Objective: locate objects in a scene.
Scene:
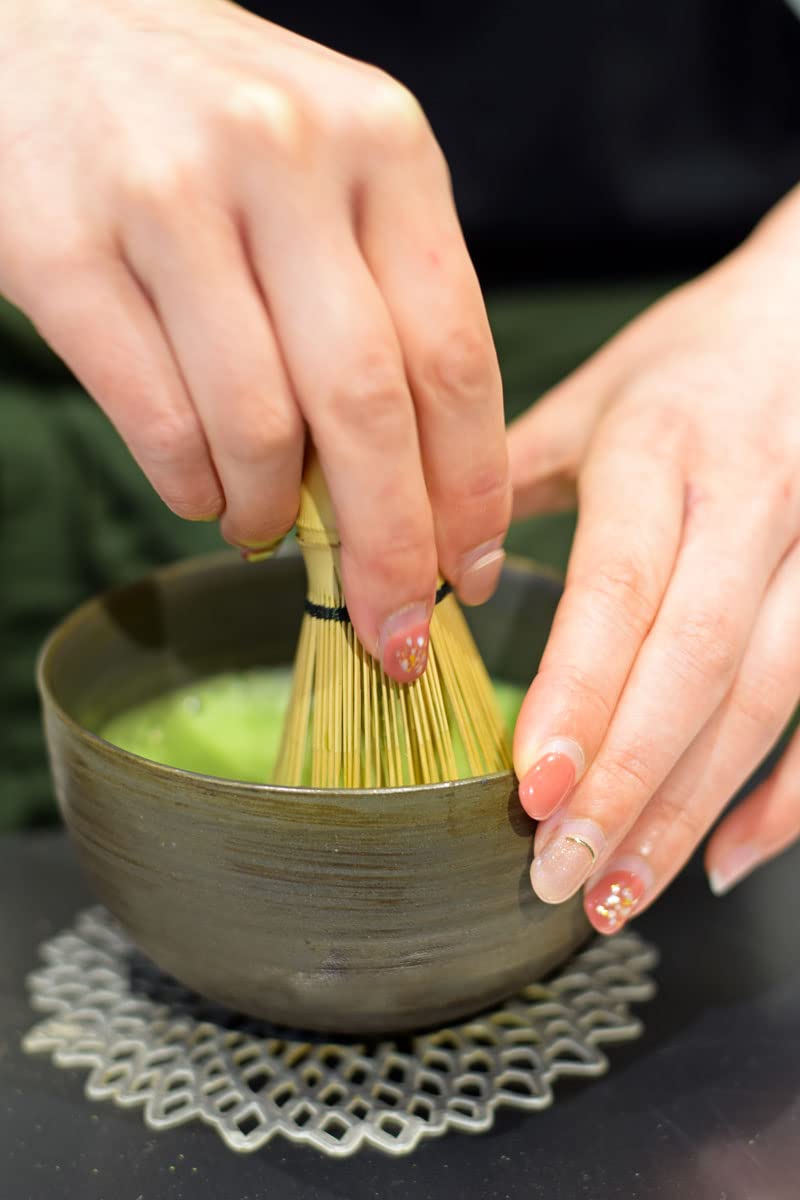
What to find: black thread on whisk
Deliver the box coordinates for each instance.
[304,581,452,623]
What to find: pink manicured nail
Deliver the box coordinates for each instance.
[584,860,652,935]
[379,603,431,684]
[519,737,583,819]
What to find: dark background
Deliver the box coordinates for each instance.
[248,0,800,282]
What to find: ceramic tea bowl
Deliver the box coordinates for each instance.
[38,551,590,1034]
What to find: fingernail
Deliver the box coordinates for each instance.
[457,539,506,607]
[584,855,654,934]
[191,512,220,523]
[379,602,432,684]
[709,845,761,896]
[518,737,584,820]
[530,818,606,904]
[238,535,286,563]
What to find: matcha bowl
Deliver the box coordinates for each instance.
[37,551,590,1034]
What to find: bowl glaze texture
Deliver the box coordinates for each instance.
[38,551,590,1034]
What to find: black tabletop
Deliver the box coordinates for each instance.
[2,829,799,1200]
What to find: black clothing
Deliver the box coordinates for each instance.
[244,1,800,283]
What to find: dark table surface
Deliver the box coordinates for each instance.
[1,829,799,1200]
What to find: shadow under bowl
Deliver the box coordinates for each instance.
[37,551,590,1035]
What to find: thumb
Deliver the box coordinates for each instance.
[507,277,687,522]
[507,361,610,521]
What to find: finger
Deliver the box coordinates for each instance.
[705,722,800,896]
[358,145,510,606]
[27,255,223,520]
[243,188,439,682]
[121,193,303,549]
[530,481,790,905]
[578,538,800,932]
[513,411,685,820]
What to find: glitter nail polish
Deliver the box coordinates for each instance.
[379,603,432,684]
[530,818,606,904]
[584,868,648,934]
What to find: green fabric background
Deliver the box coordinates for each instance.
[1,282,674,829]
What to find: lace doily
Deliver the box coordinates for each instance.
[24,906,657,1157]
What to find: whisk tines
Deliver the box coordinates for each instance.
[274,455,512,788]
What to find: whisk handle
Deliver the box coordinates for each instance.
[296,447,339,546]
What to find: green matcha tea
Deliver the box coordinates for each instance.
[100,668,526,784]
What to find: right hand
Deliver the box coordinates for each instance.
[0,0,510,678]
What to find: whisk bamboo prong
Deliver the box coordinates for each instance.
[273,453,512,788]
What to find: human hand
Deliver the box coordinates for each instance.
[508,185,800,929]
[0,0,509,681]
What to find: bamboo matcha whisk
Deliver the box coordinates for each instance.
[274,454,512,789]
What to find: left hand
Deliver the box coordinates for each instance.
[508,183,800,932]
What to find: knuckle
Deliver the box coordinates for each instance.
[609,374,693,457]
[43,239,98,277]
[139,417,221,519]
[122,157,206,214]
[25,238,106,306]
[638,406,689,464]
[437,468,511,533]
[417,325,499,412]
[219,82,307,158]
[221,404,302,466]
[596,742,657,799]
[566,555,656,641]
[733,667,786,735]
[139,408,209,468]
[623,353,726,412]
[651,790,705,846]
[324,354,409,439]
[536,662,615,729]
[355,70,429,148]
[667,605,741,686]
[359,524,437,591]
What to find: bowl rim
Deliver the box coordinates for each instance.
[36,550,563,800]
